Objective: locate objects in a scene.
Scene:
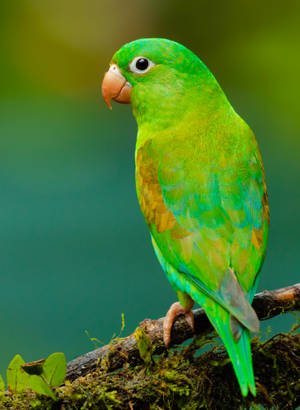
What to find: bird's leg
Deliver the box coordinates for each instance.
[163,292,194,347]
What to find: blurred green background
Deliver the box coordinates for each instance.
[0,1,299,375]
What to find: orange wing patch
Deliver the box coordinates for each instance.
[136,143,176,233]
[251,152,269,250]
[136,142,194,263]
[251,226,264,250]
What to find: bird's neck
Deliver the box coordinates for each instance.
[133,85,233,151]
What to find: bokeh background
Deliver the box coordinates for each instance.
[0,1,299,376]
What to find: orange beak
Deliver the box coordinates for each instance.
[101,64,132,109]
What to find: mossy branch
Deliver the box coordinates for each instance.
[66,283,300,381]
[1,284,299,409]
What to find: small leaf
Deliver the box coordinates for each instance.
[43,353,66,387]
[7,354,30,393]
[22,359,46,376]
[0,375,5,392]
[134,327,153,365]
[28,375,56,400]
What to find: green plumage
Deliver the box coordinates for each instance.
[111,38,269,397]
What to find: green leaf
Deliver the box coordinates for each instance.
[22,359,46,376]
[7,354,30,393]
[43,353,66,387]
[28,375,56,400]
[0,375,5,392]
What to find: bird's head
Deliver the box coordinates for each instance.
[102,38,226,128]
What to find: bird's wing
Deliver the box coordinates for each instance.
[155,136,269,331]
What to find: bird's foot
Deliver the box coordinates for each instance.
[163,301,194,347]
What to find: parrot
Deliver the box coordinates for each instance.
[101,38,269,397]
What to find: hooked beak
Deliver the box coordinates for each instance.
[101,64,132,109]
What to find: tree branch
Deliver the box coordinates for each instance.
[66,283,300,381]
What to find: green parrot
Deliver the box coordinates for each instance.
[101,38,269,397]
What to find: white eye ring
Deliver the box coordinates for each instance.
[129,56,155,74]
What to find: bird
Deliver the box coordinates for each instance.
[101,38,269,397]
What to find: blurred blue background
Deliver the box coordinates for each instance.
[0,1,299,376]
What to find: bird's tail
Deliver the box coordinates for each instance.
[200,297,256,397]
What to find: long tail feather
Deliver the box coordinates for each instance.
[198,297,256,396]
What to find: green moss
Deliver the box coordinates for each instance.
[0,324,299,409]
[134,326,153,365]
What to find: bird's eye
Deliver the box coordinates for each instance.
[129,56,155,74]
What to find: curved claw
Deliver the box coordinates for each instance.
[163,301,195,347]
